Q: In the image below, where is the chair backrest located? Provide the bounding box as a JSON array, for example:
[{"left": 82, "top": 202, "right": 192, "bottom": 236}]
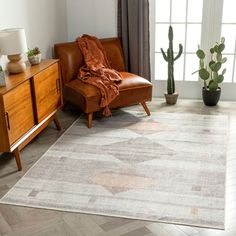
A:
[{"left": 54, "top": 37, "right": 126, "bottom": 84}]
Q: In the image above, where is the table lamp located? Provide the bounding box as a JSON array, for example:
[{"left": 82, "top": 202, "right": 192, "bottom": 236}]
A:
[{"left": 0, "top": 28, "right": 28, "bottom": 74}]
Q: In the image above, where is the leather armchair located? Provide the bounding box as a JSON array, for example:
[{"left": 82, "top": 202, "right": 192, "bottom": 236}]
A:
[{"left": 54, "top": 37, "right": 152, "bottom": 128}]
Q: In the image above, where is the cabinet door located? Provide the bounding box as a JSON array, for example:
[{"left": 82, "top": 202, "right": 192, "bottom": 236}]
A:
[
  {"left": 3, "top": 81, "right": 35, "bottom": 145},
  {"left": 33, "top": 63, "right": 62, "bottom": 123}
]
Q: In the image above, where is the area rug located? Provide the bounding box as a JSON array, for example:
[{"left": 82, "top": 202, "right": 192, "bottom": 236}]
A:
[{"left": 0, "top": 110, "right": 228, "bottom": 229}]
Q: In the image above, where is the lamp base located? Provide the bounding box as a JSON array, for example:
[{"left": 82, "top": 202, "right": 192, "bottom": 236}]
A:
[{"left": 7, "top": 54, "right": 26, "bottom": 74}]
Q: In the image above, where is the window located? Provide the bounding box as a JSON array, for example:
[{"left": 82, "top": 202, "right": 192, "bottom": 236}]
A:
[
  {"left": 155, "top": 0, "right": 203, "bottom": 82},
  {"left": 222, "top": 0, "right": 236, "bottom": 82},
  {"left": 154, "top": 0, "right": 236, "bottom": 84}
]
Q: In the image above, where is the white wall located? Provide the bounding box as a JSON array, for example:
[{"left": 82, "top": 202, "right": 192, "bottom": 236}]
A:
[
  {"left": 0, "top": 0, "right": 117, "bottom": 68},
  {"left": 0, "top": 0, "right": 68, "bottom": 68},
  {"left": 66, "top": 0, "right": 117, "bottom": 41}
]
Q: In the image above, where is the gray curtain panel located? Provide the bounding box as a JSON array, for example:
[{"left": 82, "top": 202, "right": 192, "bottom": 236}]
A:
[{"left": 118, "top": 0, "right": 150, "bottom": 81}]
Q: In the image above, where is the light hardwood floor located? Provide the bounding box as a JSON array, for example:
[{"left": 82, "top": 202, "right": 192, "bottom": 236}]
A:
[{"left": 0, "top": 99, "right": 235, "bottom": 236}]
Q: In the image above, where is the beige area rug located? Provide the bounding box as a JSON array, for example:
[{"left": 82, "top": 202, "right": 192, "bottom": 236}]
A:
[{"left": 0, "top": 110, "right": 228, "bottom": 229}]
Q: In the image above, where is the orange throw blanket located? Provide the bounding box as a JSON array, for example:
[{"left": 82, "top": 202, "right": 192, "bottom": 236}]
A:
[{"left": 76, "top": 35, "right": 122, "bottom": 116}]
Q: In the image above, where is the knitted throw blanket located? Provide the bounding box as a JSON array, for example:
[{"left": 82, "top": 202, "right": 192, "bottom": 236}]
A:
[{"left": 76, "top": 35, "right": 122, "bottom": 116}]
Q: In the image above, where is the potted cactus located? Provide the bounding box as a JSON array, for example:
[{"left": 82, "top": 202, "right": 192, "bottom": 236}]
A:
[
  {"left": 161, "top": 25, "right": 183, "bottom": 105},
  {"left": 193, "top": 37, "right": 227, "bottom": 106}
]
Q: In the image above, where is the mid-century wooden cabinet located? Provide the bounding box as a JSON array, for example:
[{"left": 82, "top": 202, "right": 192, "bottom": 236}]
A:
[{"left": 0, "top": 59, "right": 62, "bottom": 171}]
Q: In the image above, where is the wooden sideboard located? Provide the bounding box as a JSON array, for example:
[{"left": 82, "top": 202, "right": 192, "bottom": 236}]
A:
[{"left": 0, "top": 59, "right": 63, "bottom": 171}]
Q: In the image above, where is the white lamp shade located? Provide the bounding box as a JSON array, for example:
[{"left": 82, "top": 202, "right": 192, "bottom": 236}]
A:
[{"left": 0, "top": 28, "right": 27, "bottom": 55}]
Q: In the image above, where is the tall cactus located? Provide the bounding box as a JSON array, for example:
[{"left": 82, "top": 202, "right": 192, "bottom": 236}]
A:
[{"left": 161, "top": 26, "right": 183, "bottom": 94}]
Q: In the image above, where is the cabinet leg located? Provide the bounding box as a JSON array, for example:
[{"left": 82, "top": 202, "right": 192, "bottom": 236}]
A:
[
  {"left": 13, "top": 148, "right": 22, "bottom": 171},
  {"left": 53, "top": 116, "right": 61, "bottom": 131}
]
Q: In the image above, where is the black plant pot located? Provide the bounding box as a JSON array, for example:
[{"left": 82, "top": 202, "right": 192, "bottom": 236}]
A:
[{"left": 202, "top": 87, "right": 221, "bottom": 106}]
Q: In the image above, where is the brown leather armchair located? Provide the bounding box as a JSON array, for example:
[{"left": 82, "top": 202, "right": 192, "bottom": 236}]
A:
[{"left": 54, "top": 37, "right": 152, "bottom": 128}]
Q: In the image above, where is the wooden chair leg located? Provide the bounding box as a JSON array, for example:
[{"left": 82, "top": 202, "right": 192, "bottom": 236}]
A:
[
  {"left": 13, "top": 148, "right": 22, "bottom": 171},
  {"left": 88, "top": 112, "right": 93, "bottom": 128},
  {"left": 53, "top": 115, "right": 62, "bottom": 131},
  {"left": 140, "top": 101, "right": 151, "bottom": 116},
  {"left": 62, "top": 100, "right": 68, "bottom": 111}
]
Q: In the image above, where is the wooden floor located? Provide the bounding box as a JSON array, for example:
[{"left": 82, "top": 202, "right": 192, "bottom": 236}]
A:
[{"left": 0, "top": 99, "right": 236, "bottom": 236}]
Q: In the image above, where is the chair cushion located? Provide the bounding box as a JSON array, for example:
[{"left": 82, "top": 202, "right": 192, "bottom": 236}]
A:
[
  {"left": 65, "top": 79, "right": 100, "bottom": 98},
  {"left": 64, "top": 72, "right": 152, "bottom": 113},
  {"left": 119, "top": 72, "right": 152, "bottom": 91}
]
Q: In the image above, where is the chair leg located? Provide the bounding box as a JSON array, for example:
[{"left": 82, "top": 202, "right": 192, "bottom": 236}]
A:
[
  {"left": 87, "top": 112, "right": 93, "bottom": 128},
  {"left": 62, "top": 100, "right": 68, "bottom": 111},
  {"left": 140, "top": 101, "right": 151, "bottom": 116}
]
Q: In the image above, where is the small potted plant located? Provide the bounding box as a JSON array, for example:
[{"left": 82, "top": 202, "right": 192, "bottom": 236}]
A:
[
  {"left": 161, "top": 25, "right": 183, "bottom": 105},
  {"left": 27, "top": 47, "right": 41, "bottom": 65},
  {"left": 193, "top": 37, "right": 227, "bottom": 106}
]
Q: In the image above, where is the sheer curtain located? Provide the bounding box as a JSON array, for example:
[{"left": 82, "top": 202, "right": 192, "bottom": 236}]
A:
[{"left": 117, "top": 0, "right": 151, "bottom": 81}]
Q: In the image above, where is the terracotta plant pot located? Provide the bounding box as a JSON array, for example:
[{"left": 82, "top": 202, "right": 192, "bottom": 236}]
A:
[
  {"left": 202, "top": 87, "right": 221, "bottom": 106},
  {"left": 164, "top": 92, "right": 179, "bottom": 105},
  {"left": 28, "top": 53, "right": 42, "bottom": 65}
]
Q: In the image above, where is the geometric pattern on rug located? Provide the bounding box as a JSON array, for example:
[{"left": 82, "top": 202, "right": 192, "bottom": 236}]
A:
[{"left": 0, "top": 110, "right": 228, "bottom": 229}]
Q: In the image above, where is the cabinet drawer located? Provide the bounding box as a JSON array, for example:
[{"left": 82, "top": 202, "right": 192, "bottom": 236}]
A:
[
  {"left": 33, "top": 63, "right": 61, "bottom": 123},
  {"left": 3, "top": 80, "right": 35, "bottom": 145}
]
